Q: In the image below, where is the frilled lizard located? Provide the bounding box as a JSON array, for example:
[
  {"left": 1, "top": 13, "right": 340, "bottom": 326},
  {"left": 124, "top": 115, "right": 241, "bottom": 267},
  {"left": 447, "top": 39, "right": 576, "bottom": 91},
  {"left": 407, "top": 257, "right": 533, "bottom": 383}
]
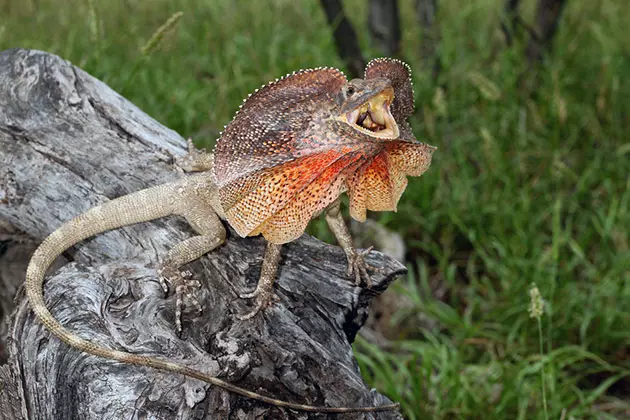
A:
[{"left": 25, "top": 58, "right": 435, "bottom": 413}]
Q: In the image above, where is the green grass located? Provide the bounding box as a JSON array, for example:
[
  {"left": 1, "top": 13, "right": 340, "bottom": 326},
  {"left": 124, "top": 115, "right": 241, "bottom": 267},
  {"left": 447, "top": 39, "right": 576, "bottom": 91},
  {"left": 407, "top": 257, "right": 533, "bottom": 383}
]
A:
[{"left": 2, "top": 0, "right": 629, "bottom": 418}]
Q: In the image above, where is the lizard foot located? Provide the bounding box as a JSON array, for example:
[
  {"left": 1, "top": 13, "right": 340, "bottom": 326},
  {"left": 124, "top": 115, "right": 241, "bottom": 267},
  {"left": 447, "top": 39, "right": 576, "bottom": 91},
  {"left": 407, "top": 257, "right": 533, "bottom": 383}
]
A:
[
  {"left": 158, "top": 267, "right": 203, "bottom": 333},
  {"left": 176, "top": 138, "right": 214, "bottom": 172},
  {"left": 346, "top": 247, "right": 382, "bottom": 288},
  {"left": 237, "top": 291, "right": 279, "bottom": 321},
  {"left": 239, "top": 288, "right": 260, "bottom": 299}
]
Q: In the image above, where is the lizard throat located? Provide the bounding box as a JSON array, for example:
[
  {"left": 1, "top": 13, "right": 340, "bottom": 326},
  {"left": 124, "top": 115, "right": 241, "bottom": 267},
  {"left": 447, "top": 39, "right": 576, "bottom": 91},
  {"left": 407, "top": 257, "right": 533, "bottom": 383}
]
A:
[{"left": 345, "top": 89, "right": 399, "bottom": 139}]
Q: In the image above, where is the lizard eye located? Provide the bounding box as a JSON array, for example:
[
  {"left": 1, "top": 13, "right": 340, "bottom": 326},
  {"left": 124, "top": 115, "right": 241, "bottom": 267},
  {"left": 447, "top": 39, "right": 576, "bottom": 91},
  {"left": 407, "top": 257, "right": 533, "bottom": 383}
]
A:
[{"left": 346, "top": 86, "right": 355, "bottom": 96}]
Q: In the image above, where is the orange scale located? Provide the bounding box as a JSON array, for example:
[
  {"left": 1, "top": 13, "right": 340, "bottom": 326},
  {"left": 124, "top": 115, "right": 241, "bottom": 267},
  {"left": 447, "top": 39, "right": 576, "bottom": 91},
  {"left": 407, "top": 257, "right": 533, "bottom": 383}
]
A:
[
  {"left": 223, "top": 150, "right": 346, "bottom": 238},
  {"left": 362, "top": 154, "right": 396, "bottom": 212},
  {"left": 386, "top": 141, "right": 435, "bottom": 177},
  {"left": 345, "top": 160, "right": 368, "bottom": 222},
  {"left": 258, "top": 152, "right": 363, "bottom": 244}
]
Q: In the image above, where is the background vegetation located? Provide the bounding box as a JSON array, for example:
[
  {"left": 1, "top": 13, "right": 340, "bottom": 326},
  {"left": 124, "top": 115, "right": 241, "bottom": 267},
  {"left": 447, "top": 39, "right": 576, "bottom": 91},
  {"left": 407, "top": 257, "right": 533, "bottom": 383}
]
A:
[{"left": 1, "top": 0, "right": 628, "bottom": 418}]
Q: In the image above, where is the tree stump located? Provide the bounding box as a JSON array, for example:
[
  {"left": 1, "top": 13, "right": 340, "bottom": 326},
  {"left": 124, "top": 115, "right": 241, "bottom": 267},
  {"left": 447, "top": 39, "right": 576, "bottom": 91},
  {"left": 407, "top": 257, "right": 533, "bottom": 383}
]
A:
[{"left": 0, "top": 49, "right": 405, "bottom": 419}]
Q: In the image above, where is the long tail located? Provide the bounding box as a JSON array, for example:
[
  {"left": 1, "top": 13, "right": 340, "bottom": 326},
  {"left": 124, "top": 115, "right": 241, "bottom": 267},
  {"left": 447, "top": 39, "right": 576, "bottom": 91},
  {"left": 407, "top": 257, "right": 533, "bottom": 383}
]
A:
[{"left": 24, "top": 185, "right": 399, "bottom": 414}]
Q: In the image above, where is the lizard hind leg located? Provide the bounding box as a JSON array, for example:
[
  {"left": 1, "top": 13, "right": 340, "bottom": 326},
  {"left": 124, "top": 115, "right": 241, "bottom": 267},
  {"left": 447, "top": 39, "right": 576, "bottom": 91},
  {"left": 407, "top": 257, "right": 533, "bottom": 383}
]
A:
[
  {"left": 159, "top": 235, "right": 224, "bottom": 333},
  {"left": 159, "top": 196, "right": 226, "bottom": 333}
]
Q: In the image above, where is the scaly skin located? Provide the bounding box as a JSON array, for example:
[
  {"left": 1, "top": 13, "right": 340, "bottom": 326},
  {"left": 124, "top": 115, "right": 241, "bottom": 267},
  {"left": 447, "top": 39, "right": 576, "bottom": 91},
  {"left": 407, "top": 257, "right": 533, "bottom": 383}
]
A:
[{"left": 25, "top": 58, "right": 434, "bottom": 413}]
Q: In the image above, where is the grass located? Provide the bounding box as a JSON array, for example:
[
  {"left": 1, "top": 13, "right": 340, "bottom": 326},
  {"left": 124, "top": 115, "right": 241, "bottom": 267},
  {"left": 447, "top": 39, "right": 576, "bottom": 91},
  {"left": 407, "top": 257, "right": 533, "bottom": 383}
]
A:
[{"left": 2, "top": 0, "right": 629, "bottom": 418}]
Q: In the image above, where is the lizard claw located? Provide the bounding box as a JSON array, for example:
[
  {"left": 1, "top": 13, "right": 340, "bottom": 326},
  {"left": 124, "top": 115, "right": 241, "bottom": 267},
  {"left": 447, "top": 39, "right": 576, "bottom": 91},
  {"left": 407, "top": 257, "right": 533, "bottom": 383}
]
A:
[
  {"left": 176, "top": 138, "right": 213, "bottom": 172},
  {"left": 237, "top": 300, "right": 264, "bottom": 321},
  {"left": 239, "top": 288, "right": 260, "bottom": 299},
  {"left": 345, "top": 247, "right": 382, "bottom": 288},
  {"left": 237, "top": 291, "right": 278, "bottom": 320},
  {"left": 158, "top": 266, "right": 203, "bottom": 334}
]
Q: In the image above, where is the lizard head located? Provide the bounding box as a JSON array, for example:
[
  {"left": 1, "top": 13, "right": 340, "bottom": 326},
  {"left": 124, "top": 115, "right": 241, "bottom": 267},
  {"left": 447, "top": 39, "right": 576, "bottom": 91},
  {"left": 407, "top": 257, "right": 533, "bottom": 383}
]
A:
[
  {"left": 333, "top": 78, "right": 399, "bottom": 139},
  {"left": 213, "top": 58, "right": 435, "bottom": 244}
]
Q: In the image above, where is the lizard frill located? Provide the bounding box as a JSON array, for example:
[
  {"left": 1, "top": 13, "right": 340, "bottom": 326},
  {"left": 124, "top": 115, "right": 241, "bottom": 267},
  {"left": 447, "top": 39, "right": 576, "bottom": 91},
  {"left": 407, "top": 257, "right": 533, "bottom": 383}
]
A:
[
  {"left": 347, "top": 58, "right": 435, "bottom": 222},
  {"left": 212, "top": 59, "right": 435, "bottom": 244}
]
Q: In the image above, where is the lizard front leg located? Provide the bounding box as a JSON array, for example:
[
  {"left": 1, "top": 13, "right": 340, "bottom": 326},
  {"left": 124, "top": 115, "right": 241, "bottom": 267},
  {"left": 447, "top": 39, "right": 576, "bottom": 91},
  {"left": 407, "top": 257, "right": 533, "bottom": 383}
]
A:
[
  {"left": 238, "top": 241, "right": 282, "bottom": 320},
  {"left": 325, "top": 198, "right": 377, "bottom": 287}
]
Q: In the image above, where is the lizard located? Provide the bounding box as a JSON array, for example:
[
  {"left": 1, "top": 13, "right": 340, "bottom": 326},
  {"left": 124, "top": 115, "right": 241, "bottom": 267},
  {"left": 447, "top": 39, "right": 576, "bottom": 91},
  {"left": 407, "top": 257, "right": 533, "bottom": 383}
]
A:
[{"left": 24, "top": 57, "right": 435, "bottom": 413}]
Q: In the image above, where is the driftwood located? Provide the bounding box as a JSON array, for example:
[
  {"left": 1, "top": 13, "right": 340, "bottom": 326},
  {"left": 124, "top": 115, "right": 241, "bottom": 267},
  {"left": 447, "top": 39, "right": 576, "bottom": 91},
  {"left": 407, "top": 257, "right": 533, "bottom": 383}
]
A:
[{"left": 0, "top": 49, "right": 405, "bottom": 419}]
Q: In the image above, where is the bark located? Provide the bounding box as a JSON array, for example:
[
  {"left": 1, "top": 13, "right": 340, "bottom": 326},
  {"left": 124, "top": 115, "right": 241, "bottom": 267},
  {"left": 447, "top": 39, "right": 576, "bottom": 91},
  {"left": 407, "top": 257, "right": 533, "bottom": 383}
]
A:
[
  {"left": 0, "top": 48, "right": 404, "bottom": 419},
  {"left": 319, "top": 0, "right": 366, "bottom": 78},
  {"left": 526, "top": 0, "right": 568, "bottom": 63},
  {"left": 415, "top": 0, "right": 441, "bottom": 81},
  {"left": 0, "top": 365, "right": 24, "bottom": 420},
  {"left": 368, "top": 0, "right": 401, "bottom": 57}
]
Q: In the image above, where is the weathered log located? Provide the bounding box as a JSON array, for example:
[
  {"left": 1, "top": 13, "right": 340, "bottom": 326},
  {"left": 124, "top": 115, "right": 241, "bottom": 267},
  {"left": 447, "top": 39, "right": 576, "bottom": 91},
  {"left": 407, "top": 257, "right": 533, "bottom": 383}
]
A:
[
  {"left": 0, "top": 48, "right": 405, "bottom": 419},
  {"left": 0, "top": 364, "right": 24, "bottom": 420}
]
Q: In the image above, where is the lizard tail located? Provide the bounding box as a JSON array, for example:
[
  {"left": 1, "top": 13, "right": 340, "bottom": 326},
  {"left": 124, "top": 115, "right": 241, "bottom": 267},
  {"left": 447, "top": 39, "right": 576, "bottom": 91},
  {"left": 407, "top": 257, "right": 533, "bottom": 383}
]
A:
[{"left": 24, "top": 185, "right": 399, "bottom": 414}]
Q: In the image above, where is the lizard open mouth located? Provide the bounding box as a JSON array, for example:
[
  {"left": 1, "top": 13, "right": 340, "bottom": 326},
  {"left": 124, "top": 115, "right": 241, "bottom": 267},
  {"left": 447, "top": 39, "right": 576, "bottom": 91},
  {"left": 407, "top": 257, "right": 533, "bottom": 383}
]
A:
[{"left": 346, "top": 87, "right": 399, "bottom": 139}]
